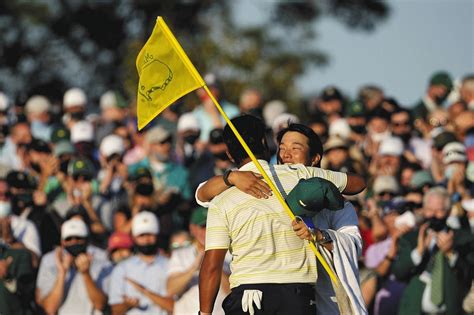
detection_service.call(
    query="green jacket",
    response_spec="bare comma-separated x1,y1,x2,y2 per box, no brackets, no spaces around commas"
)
0,245,35,315
391,228,474,315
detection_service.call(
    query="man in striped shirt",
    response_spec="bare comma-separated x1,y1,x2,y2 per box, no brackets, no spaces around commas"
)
199,115,352,315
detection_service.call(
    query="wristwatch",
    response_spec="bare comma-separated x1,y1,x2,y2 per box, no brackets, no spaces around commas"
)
317,230,332,245
223,169,234,187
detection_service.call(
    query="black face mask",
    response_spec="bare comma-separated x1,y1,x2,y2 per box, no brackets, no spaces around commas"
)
11,193,34,215
31,162,41,173
213,151,229,161
396,132,412,144
135,242,159,256
70,111,85,121
135,182,154,196
427,216,447,232
184,134,199,145
350,125,366,134
65,243,88,257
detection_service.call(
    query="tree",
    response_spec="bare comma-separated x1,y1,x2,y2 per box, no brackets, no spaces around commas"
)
0,0,389,110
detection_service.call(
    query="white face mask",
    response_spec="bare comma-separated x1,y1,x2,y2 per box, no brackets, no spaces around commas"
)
370,130,390,143
0,201,11,218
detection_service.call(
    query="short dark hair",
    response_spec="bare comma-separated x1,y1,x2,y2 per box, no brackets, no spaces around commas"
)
276,123,323,162
223,115,268,166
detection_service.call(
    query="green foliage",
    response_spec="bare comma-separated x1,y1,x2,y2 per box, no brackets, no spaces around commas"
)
0,0,389,110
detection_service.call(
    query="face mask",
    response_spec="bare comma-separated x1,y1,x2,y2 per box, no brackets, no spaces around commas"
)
350,124,366,134
135,242,159,256
153,152,169,162
70,111,85,121
426,216,447,232
65,243,88,257
135,182,154,196
434,94,448,105
11,193,34,215
31,121,50,140
213,151,229,161
184,134,199,145
444,164,457,180
397,132,412,144
0,201,11,218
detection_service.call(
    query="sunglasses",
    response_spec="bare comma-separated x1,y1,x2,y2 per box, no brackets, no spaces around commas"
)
170,240,191,250
378,191,396,197
159,136,172,145
392,121,410,127
64,236,85,242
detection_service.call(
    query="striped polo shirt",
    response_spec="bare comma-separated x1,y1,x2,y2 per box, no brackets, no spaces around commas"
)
205,160,347,288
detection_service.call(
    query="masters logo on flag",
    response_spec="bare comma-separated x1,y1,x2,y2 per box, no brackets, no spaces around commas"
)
136,17,205,130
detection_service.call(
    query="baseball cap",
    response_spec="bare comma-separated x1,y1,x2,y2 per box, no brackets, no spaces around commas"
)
51,125,70,144
108,232,133,252
145,126,171,144
263,100,287,128
286,177,344,216
321,86,343,101
61,218,88,240
128,166,152,182
442,142,467,164
25,95,51,115
373,175,399,195
433,131,458,150
6,171,37,189
132,211,159,237
379,137,404,156
177,112,200,132
100,91,127,110
190,207,208,226
324,136,348,153
0,92,9,111
67,158,95,178
346,100,366,117
410,170,434,189
429,71,453,91
71,120,94,143
28,138,52,153
381,197,408,216
272,113,300,134
54,141,75,157
328,119,351,140
100,134,125,158
63,88,87,109
209,128,224,145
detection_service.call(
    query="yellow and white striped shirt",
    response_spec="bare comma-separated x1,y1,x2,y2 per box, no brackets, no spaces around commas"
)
205,160,347,288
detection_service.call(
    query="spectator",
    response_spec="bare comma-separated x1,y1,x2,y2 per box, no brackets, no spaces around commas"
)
392,187,474,314
36,218,111,314
109,211,173,314
62,88,87,129
24,95,52,142
239,88,263,118
460,74,474,110
0,121,32,170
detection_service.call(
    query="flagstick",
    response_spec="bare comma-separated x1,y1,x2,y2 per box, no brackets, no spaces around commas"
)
203,85,340,287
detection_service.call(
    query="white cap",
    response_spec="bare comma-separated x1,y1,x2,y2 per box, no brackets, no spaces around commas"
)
177,112,200,132
25,95,51,115
100,134,125,157
442,141,466,164
61,218,88,240
272,113,300,134
145,126,170,144
373,175,400,195
462,199,474,212
71,120,94,143
263,100,287,127
328,118,351,140
100,91,118,110
132,211,159,237
63,88,87,109
0,92,9,111
379,137,404,156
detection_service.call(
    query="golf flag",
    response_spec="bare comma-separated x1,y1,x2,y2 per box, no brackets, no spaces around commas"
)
136,17,205,130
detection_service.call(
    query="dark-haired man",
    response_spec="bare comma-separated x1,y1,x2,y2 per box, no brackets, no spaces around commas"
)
199,115,362,314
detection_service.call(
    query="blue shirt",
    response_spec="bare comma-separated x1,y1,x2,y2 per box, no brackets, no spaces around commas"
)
108,255,169,315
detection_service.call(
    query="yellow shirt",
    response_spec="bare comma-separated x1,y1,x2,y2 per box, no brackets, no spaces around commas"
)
205,160,347,288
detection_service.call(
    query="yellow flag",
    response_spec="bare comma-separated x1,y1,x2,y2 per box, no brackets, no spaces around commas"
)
136,17,205,130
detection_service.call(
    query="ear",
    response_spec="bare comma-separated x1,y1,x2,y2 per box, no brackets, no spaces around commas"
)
311,154,321,167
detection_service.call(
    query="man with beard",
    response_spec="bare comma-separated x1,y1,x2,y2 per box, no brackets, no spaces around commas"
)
411,72,453,129
109,211,173,314
36,218,111,314
392,187,474,314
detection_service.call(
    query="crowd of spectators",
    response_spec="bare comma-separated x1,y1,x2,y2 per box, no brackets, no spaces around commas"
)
0,70,473,314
